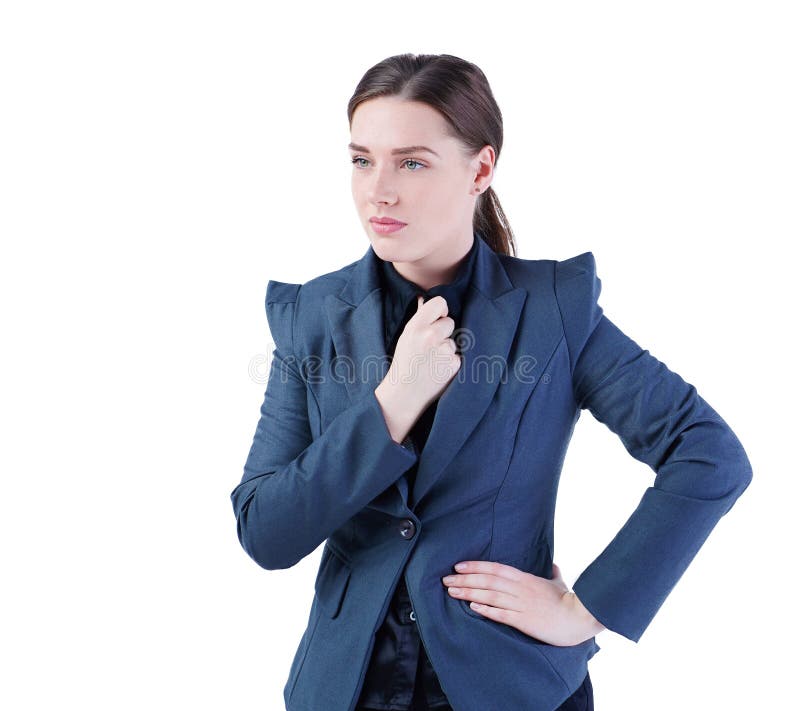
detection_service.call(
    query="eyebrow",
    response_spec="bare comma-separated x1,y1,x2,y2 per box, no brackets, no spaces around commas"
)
348,143,441,158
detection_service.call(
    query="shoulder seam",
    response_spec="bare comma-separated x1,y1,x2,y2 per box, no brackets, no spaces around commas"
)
290,283,301,362
552,260,573,374
290,283,321,417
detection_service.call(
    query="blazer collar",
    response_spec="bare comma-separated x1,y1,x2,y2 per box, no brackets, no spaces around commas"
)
324,231,528,512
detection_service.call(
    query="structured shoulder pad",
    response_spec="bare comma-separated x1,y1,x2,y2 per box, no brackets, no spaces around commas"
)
265,280,301,355
554,251,604,373
556,250,598,282
266,280,301,304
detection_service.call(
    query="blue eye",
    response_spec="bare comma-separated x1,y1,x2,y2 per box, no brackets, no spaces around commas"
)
350,157,426,171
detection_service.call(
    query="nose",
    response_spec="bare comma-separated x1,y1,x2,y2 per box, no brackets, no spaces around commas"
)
364,167,398,205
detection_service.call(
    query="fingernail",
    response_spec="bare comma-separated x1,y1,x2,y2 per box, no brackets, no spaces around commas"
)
454,562,466,571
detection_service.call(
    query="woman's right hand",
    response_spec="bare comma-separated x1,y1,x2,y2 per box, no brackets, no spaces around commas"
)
374,294,463,445
387,294,462,412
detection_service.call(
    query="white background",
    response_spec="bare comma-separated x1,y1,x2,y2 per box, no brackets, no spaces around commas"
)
1,1,796,709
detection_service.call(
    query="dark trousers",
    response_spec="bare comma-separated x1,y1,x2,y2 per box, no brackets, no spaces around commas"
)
356,669,593,711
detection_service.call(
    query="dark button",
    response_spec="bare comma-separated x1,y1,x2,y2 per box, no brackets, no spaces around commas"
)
398,518,416,539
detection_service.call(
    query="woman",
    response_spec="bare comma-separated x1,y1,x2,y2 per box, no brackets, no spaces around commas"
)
230,54,752,711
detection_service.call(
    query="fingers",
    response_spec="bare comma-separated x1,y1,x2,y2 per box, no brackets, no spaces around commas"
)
414,294,449,324
449,585,523,613
435,316,456,341
450,560,527,580
441,569,524,612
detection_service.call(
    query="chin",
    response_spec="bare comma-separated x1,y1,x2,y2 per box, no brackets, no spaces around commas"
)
366,230,404,256
368,240,394,262
370,238,417,262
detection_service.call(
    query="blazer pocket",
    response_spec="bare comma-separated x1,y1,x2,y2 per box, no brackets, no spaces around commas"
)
314,542,352,619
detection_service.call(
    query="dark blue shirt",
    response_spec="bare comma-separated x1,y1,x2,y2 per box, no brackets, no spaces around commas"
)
355,232,480,710
380,235,478,361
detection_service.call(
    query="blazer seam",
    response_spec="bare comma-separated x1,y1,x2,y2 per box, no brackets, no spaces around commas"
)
551,260,572,373
551,260,582,411
489,333,566,559
292,283,323,419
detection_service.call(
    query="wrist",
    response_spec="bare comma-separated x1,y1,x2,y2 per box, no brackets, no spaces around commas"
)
374,382,419,444
567,591,606,636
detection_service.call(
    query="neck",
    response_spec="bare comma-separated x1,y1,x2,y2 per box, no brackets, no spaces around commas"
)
392,232,474,291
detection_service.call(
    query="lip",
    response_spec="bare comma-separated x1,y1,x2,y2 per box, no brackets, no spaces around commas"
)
370,221,406,235
370,217,407,235
370,217,407,225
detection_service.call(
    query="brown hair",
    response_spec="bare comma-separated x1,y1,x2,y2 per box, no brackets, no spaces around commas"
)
347,53,516,257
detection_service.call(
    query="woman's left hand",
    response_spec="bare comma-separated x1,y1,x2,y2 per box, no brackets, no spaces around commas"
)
441,560,605,646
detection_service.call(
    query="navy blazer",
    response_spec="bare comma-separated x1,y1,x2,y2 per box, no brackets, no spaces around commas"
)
230,234,752,711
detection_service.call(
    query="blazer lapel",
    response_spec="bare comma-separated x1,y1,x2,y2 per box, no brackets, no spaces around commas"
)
410,239,527,510
324,235,527,513
324,243,391,404
324,245,398,515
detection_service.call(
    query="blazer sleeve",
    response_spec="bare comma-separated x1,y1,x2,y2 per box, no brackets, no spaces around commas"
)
554,252,753,643
229,280,419,571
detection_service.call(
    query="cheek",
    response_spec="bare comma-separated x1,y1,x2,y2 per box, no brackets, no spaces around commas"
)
351,170,368,190
351,187,370,214
423,183,468,222
409,178,448,211
432,175,468,201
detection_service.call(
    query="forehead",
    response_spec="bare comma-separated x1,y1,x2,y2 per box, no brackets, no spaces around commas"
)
350,97,450,150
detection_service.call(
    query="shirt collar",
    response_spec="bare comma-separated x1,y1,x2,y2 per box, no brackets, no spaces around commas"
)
378,231,480,341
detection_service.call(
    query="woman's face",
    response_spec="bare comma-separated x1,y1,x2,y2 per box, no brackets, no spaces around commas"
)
349,96,493,283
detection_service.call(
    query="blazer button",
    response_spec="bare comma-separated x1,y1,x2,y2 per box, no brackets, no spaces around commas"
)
398,518,416,539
